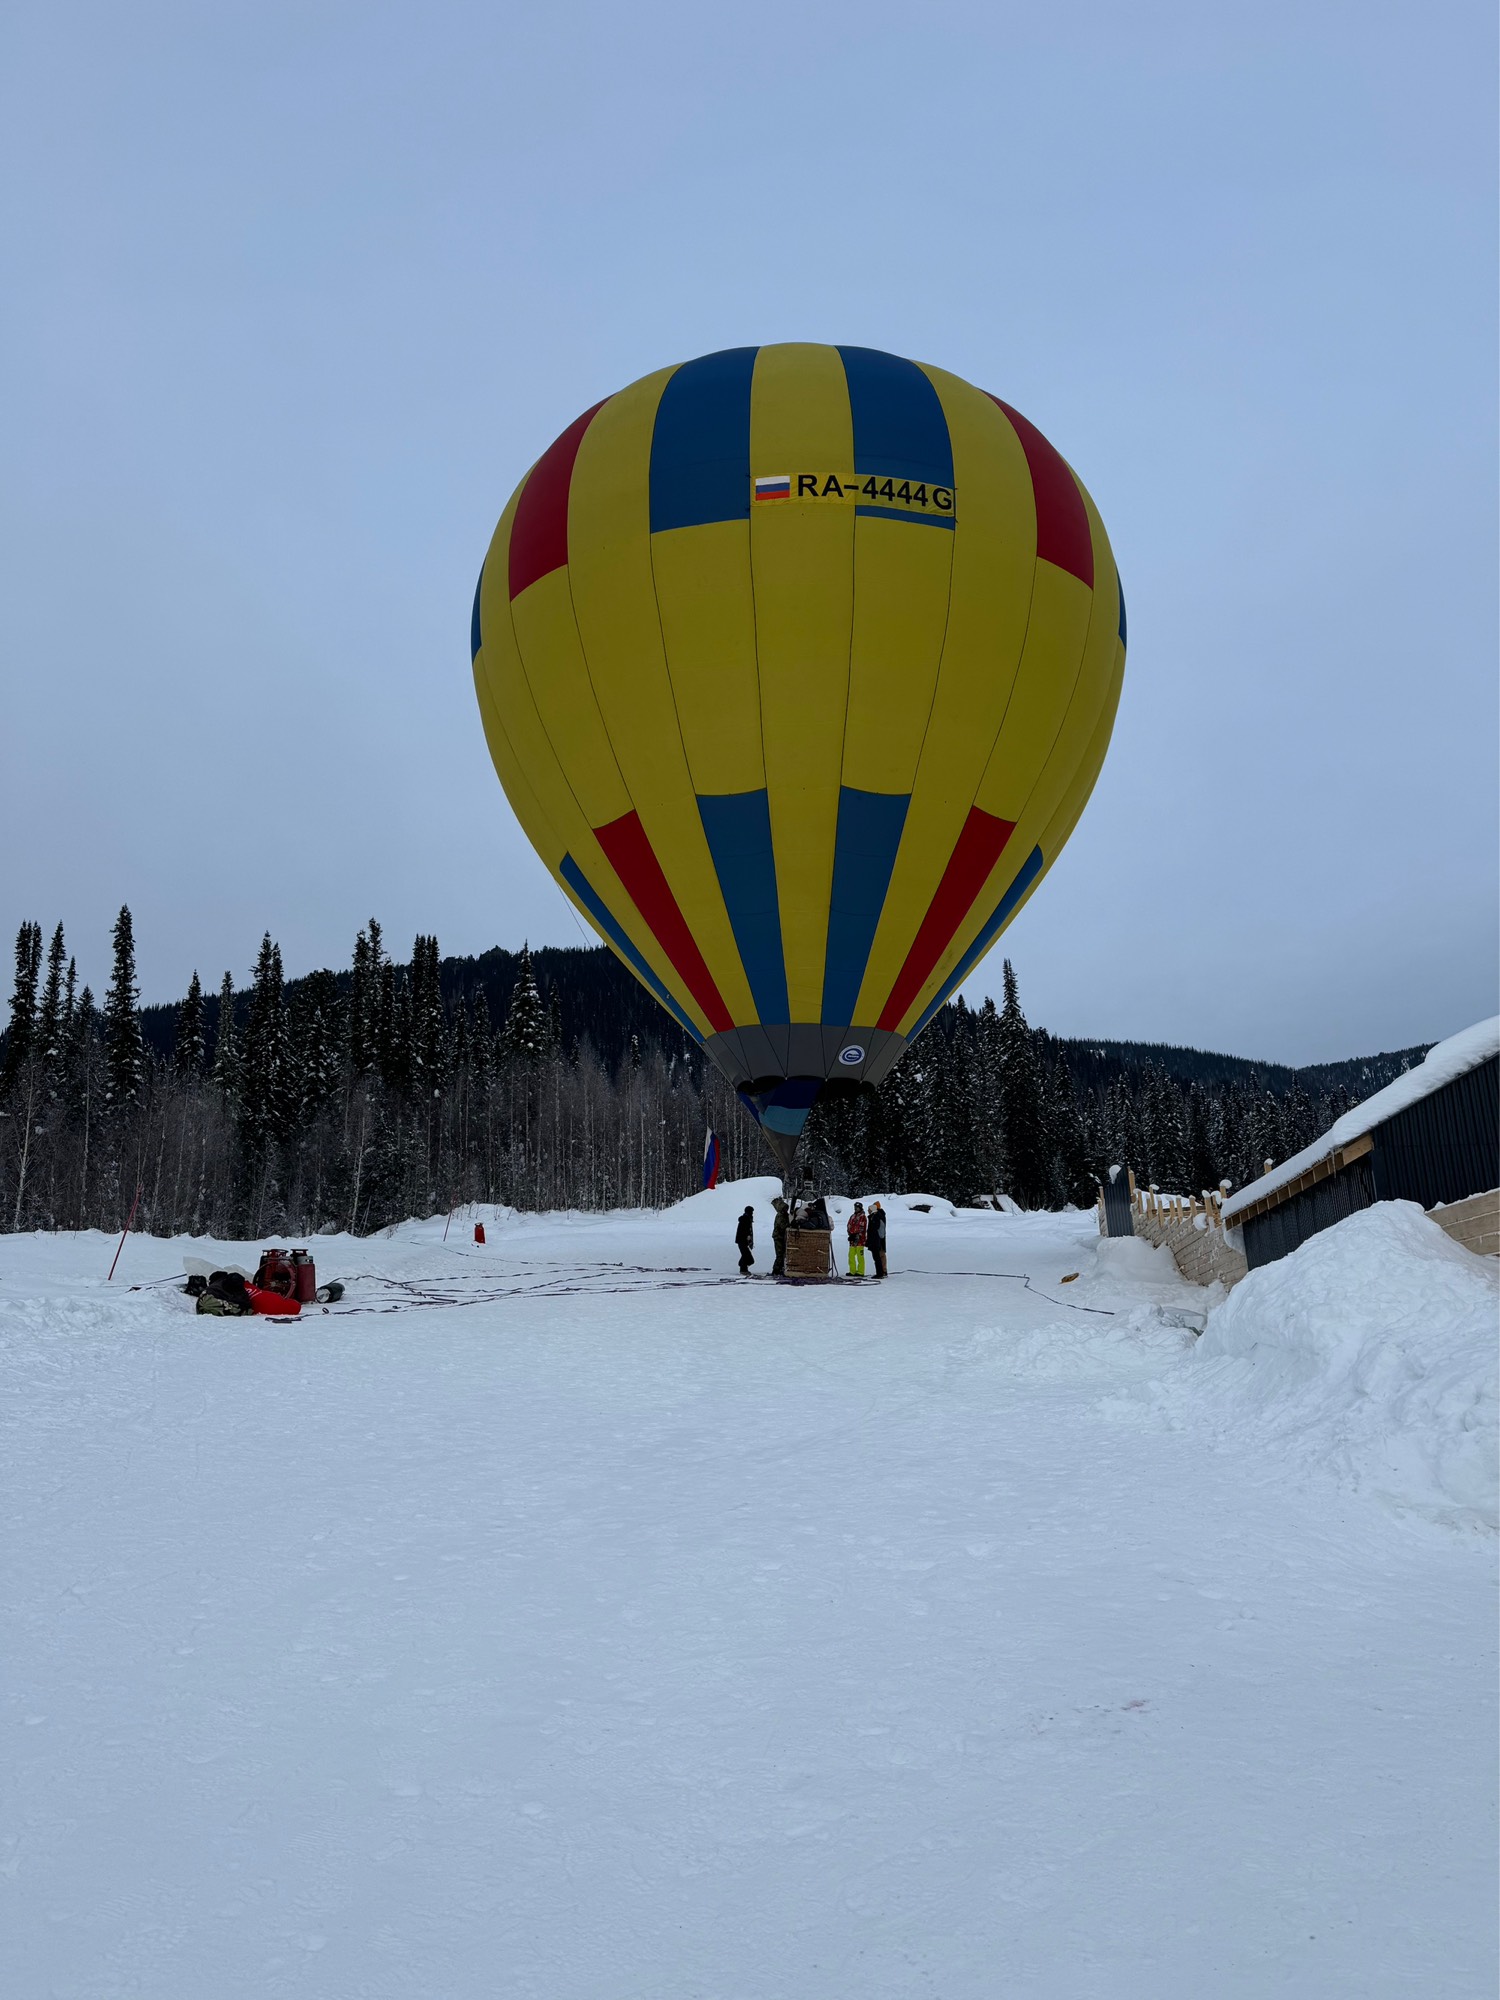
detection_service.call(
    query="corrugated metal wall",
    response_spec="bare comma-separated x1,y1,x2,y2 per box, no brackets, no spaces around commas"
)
1241,1152,1376,1270
1371,1055,1499,1209
1102,1177,1135,1238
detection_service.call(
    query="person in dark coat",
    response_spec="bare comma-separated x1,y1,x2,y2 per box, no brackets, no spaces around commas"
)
771,1197,788,1277
735,1205,755,1275
867,1200,888,1279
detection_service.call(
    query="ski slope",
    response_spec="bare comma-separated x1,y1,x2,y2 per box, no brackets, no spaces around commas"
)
2,1185,1494,1998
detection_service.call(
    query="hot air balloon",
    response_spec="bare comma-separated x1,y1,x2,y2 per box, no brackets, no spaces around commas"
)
470,345,1125,1180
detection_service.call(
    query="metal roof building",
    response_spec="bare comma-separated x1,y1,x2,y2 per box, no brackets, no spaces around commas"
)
1223,1019,1499,1272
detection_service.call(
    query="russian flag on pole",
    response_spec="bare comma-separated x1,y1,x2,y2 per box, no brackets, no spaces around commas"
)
702,1128,721,1190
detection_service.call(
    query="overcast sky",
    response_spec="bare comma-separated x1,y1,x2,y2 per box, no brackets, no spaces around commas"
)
2,1,1495,1064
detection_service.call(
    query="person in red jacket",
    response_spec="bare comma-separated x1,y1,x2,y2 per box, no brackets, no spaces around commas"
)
846,1201,868,1278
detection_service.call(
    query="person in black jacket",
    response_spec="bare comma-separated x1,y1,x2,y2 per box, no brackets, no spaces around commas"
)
771,1197,788,1277
802,1194,830,1231
735,1205,755,1275
867,1200,888,1279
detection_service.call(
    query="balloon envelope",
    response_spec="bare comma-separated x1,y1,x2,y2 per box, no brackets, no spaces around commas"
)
471,344,1125,1171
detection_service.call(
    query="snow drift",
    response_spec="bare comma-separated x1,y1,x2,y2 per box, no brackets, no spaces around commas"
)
1191,1202,1498,1529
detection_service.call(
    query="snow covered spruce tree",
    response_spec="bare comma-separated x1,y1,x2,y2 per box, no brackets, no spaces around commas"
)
501,946,548,1067
159,971,213,1234
0,921,42,1104
347,922,381,1079
969,996,1010,1199
102,906,145,1116
495,946,549,1204
409,936,449,1104
1,922,44,1227
211,971,240,1099
18,932,80,1227
172,972,206,1078
995,960,1046,1206
924,1003,984,1202
238,934,295,1226
93,905,149,1226
288,970,343,1121
35,925,69,1096
1044,1048,1093,1207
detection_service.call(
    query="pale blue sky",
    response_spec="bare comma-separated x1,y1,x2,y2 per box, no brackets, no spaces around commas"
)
2,1,1495,1062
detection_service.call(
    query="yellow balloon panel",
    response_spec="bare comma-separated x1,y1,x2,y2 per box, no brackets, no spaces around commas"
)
651,518,764,796
843,513,952,796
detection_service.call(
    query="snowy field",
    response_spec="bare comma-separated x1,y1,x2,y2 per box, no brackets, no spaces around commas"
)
2,1184,1495,1999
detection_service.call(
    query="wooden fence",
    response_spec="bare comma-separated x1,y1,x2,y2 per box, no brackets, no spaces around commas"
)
1097,1169,1250,1289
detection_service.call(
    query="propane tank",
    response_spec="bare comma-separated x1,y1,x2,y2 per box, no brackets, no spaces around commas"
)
257,1246,293,1295
289,1249,317,1304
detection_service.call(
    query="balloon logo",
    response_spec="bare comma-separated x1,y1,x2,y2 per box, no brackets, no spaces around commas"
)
471,345,1125,1175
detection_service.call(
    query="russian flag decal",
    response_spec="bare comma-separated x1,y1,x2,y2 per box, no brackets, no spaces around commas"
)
753,474,791,502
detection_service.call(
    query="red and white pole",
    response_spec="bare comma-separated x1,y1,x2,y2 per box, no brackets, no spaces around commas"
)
107,1183,143,1282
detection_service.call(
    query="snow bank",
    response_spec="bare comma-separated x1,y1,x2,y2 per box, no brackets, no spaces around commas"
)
1223,1015,1498,1222
957,1305,1197,1382
1192,1202,1499,1529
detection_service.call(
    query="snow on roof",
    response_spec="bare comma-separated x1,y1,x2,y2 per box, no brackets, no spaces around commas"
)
1222,1016,1500,1225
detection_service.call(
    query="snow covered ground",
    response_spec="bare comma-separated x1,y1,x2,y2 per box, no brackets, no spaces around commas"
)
2,1185,1494,1998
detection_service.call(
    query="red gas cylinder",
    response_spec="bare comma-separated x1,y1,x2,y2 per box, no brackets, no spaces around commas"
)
257,1247,293,1295
289,1249,317,1303
474,1222,486,1245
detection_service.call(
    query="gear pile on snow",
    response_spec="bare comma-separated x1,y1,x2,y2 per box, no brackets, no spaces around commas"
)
183,1247,344,1317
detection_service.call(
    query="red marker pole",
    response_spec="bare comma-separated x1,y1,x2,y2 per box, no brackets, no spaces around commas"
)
107,1183,143,1283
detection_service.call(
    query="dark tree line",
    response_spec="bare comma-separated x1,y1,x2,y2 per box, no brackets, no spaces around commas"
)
0,910,1416,1236
798,959,1369,1208
0,911,765,1237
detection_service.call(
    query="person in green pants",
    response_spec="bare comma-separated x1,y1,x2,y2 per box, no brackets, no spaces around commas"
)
846,1201,868,1278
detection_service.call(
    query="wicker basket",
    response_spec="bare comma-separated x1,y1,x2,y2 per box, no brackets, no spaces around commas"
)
784,1227,834,1279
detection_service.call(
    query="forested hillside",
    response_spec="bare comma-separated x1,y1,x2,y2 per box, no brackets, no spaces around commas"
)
136,940,1426,1104
1,911,1429,1237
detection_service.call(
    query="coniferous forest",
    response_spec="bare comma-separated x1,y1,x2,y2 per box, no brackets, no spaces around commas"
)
0,909,1427,1238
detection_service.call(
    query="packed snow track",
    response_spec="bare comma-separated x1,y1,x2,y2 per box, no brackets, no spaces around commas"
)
2,1184,1494,1998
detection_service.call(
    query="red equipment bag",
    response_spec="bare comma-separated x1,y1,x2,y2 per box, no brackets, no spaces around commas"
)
245,1283,300,1317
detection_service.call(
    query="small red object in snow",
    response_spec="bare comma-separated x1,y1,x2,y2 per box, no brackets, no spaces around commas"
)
474,1222,487,1245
